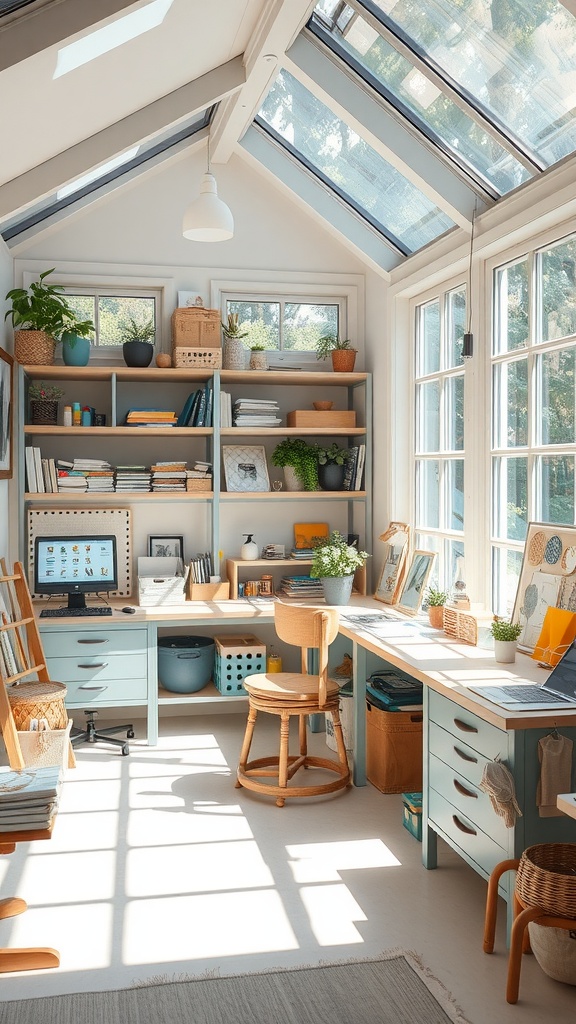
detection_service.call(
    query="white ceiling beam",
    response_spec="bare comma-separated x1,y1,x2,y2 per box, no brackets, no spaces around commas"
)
286,34,485,230
0,0,139,72
210,0,316,162
241,125,400,276
0,56,245,219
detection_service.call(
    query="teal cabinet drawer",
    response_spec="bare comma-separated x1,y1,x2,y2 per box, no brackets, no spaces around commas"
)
429,753,508,847
41,627,146,658
428,720,507,789
47,653,147,683
65,676,147,705
428,788,508,877
428,690,507,760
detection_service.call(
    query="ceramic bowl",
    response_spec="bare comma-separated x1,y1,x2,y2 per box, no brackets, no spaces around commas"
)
313,401,333,411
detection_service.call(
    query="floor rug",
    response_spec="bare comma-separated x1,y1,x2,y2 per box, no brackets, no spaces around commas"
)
0,950,470,1023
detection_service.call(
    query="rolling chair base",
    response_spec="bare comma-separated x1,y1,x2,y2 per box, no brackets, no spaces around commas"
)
71,710,134,756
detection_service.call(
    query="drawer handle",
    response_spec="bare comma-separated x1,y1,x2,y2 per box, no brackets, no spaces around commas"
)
453,745,478,763
78,685,108,692
453,779,478,799
453,717,478,734
77,663,108,669
77,638,109,645
452,814,477,836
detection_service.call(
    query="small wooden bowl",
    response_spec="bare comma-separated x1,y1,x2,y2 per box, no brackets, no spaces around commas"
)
313,401,333,411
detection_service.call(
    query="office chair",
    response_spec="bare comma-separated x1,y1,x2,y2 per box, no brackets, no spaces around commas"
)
236,602,351,806
70,710,134,756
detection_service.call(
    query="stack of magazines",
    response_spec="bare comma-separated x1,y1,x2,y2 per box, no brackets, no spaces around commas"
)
0,765,62,831
366,670,423,712
277,574,324,599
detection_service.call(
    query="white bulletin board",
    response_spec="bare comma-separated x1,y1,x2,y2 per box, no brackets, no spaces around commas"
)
27,508,132,598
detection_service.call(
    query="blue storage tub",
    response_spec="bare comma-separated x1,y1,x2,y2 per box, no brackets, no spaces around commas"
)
158,635,214,693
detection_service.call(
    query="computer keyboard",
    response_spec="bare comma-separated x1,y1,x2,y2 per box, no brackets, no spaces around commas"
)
39,605,113,618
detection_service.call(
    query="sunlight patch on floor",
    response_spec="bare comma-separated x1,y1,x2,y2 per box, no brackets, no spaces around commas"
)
300,883,367,945
287,839,401,883
127,839,273,897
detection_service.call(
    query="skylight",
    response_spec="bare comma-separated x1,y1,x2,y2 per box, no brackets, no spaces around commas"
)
54,0,174,78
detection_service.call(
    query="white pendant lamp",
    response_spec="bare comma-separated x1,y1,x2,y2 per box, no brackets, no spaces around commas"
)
182,142,234,242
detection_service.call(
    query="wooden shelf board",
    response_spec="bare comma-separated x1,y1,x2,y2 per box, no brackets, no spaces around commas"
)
220,490,366,499
220,427,365,437
24,426,212,436
25,492,213,502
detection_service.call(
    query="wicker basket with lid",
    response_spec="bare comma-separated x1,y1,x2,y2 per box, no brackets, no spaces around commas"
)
516,843,576,918
7,681,68,730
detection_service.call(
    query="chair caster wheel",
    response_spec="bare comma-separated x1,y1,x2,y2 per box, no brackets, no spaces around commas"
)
121,745,129,756
127,730,135,739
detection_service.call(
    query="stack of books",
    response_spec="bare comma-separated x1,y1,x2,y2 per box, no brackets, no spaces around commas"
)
233,398,281,427
290,547,315,560
0,765,62,832
115,465,152,492
150,461,187,491
220,391,232,427
343,444,366,491
277,574,324,600
57,458,113,494
125,408,178,427
366,670,423,712
177,384,213,427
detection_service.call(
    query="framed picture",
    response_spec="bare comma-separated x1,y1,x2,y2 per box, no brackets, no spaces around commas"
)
0,348,14,480
374,522,410,604
223,445,270,492
512,521,576,654
148,535,184,559
397,550,436,616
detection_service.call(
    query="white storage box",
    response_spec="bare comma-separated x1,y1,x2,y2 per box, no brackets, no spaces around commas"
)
137,556,186,607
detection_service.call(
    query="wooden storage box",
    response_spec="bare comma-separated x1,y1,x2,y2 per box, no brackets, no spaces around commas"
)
187,581,230,601
366,701,423,794
172,347,222,369
287,410,356,428
186,477,212,491
171,307,221,348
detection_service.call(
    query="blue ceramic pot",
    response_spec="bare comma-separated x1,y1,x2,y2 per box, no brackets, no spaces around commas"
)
320,575,354,606
62,332,91,366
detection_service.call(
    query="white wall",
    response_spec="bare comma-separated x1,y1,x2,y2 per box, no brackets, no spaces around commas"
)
0,238,13,562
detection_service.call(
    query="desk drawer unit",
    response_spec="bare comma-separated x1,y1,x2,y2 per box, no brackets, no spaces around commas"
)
40,626,149,708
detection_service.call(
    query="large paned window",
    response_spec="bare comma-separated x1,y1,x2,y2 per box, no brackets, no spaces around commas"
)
414,286,466,592
491,235,576,614
223,294,341,356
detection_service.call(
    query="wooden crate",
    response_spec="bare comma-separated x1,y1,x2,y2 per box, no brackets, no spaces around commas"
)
187,581,230,601
171,307,221,348
286,410,356,428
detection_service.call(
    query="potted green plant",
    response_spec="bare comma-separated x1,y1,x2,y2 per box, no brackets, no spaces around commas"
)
120,314,155,367
222,313,248,370
249,343,267,371
316,334,358,372
310,529,369,605
315,443,350,491
4,269,94,366
425,587,449,629
271,437,319,491
490,617,523,663
28,381,65,424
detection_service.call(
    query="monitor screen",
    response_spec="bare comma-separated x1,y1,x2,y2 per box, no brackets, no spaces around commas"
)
34,535,118,608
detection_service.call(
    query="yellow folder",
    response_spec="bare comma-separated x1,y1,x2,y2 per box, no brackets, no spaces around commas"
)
532,606,576,667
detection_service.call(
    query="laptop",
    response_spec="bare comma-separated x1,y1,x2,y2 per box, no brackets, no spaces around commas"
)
469,640,576,711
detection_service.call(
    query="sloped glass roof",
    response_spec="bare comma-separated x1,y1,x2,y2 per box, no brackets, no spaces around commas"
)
257,68,456,254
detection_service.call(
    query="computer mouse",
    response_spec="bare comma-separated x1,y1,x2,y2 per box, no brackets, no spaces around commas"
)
121,606,136,614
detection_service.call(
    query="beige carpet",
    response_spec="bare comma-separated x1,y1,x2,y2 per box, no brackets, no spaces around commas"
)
0,951,470,1023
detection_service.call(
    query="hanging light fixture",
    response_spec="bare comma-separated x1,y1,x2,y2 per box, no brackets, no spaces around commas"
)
182,137,234,242
463,203,477,359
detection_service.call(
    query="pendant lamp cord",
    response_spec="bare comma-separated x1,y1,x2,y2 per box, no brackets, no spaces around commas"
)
467,202,477,336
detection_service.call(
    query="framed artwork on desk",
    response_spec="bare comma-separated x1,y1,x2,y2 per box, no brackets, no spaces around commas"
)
223,445,270,492
148,535,184,559
512,521,576,654
396,550,435,616
0,348,13,480
374,522,410,605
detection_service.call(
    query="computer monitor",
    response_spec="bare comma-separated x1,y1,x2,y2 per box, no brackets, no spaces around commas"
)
34,534,118,609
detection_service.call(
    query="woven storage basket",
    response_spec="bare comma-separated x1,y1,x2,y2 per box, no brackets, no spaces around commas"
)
171,307,221,348
516,843,576,918
186,477,212,491
14,330,55,366
8,681,68,730
30,399,59,425
173,347,222,369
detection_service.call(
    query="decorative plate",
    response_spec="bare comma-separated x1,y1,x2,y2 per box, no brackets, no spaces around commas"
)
544,534,562,564
561,545,576,573
528,531,546,565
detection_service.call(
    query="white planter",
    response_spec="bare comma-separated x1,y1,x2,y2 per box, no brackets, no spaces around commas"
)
283,466,301,491
494,639,517,664
320,575,354,606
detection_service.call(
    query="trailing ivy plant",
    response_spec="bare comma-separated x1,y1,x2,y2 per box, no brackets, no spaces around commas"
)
271,437,319,490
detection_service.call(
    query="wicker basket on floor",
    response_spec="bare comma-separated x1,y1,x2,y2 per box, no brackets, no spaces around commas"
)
7,681,68,730
516,843,576,918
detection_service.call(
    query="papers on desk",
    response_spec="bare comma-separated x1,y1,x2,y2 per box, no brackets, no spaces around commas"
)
0,765,61,830
341,612,423,641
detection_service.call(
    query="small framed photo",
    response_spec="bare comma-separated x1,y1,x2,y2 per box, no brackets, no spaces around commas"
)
0,347,14,480
374,522,410,605
397,550,436,616
148,535,184,559
223,445,270,492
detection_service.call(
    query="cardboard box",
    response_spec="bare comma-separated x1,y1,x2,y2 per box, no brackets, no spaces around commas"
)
287,410,356,428
366,701,423,794
187,581,230,601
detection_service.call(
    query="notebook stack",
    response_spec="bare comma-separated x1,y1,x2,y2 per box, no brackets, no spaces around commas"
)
277,575,324,600
0,765,62,832
366,670,423,712
125,408,178,427
115,465,152,492
150,462,187,491
233,398,281,427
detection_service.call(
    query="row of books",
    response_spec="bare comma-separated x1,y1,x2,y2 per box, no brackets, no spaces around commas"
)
24,450,212,493
0,586,19,679
187,552,214,584
176,384,213,427
343,444,366,491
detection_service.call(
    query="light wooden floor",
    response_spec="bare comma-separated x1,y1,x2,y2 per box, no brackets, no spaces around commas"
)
0,712,574,1022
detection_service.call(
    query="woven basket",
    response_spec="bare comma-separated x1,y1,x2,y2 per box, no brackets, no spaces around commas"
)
516,843,576,918
14,330,56,365
173,347,222,369
30,399,59,425
171,308,221,348
186,477,212,491
8,681,68,730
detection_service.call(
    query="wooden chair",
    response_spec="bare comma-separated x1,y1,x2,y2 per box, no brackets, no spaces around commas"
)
235,602,351,807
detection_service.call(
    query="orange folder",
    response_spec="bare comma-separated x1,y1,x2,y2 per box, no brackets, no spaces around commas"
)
532,606,576,667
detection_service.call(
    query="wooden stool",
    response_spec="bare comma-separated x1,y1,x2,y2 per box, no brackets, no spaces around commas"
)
484,854,576,1003
0,828,59,973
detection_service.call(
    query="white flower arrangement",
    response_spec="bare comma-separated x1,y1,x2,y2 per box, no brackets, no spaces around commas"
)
310,530,369,578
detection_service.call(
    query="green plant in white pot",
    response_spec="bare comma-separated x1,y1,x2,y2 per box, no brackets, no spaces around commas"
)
490,617,522,663
310,530,369,606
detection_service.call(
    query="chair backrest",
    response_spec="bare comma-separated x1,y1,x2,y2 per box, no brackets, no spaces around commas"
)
274,602,339,707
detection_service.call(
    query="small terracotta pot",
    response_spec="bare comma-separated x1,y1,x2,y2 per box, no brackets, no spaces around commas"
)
428,605,445,629
331,349,357,372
